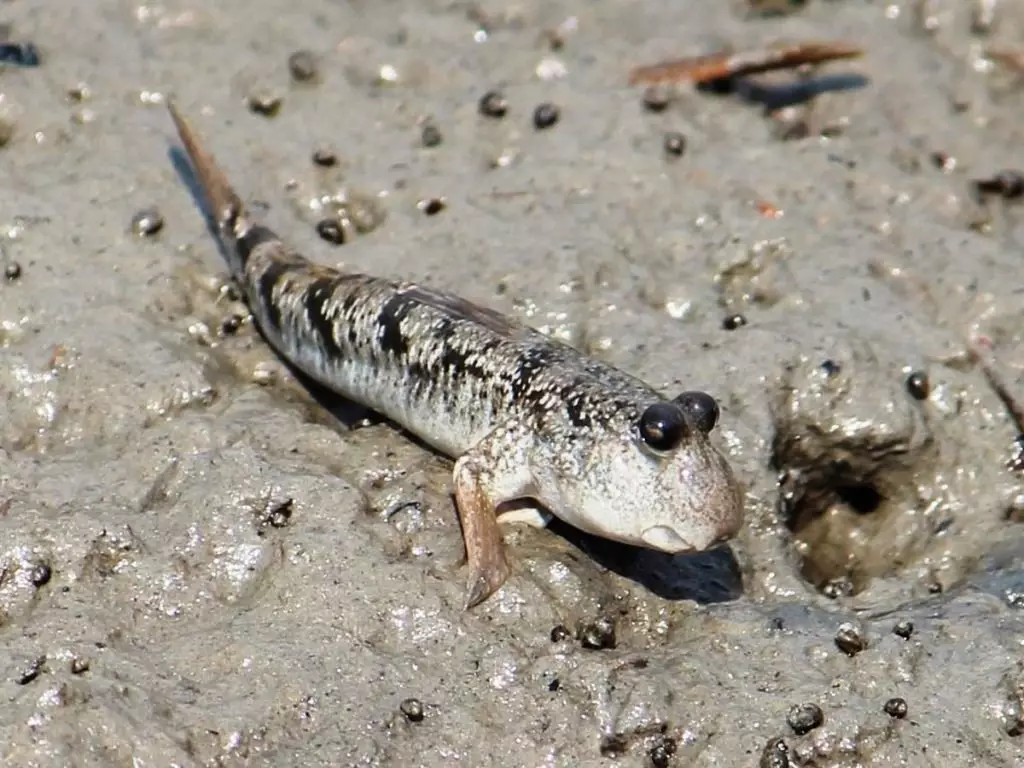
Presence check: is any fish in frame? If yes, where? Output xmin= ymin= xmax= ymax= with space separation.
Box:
xmin=166 ymin=101 xmax=745 ymax=608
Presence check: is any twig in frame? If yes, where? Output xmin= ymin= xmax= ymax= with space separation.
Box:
xmin=628 ymin=41 xmax=863 ymax=87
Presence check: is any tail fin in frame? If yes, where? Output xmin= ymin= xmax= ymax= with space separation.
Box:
xmin=168 ymin=101 xmax=263 ymax=277
xmin=167 ymin=101 xmax=244 ymax=227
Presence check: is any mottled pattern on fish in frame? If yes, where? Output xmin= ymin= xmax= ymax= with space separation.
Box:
xmin=167 ymin=100 xmax=745 ymax=609
xmin=235 ymin=223 xmax=658 ymax=460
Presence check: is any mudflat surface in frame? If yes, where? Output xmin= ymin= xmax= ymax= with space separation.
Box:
xmin=4 ymin=1 xmax=1024 ymax=765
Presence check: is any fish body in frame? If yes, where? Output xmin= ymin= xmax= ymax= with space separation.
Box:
xmin=167 ymin=102 xmax=745 ymax=608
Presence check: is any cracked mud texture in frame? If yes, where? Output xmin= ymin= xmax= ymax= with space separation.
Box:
xmin=4 ymin=0 xmax=1024 ymax=765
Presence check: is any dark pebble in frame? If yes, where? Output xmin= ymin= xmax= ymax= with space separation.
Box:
xmin=0 ymin=42 xmax=41 ymax=67
xmin=247 ymin=92 xmax=283 ymax=118
xmin=131 ymin=208 xmax=164 ymax=238
xmin=287 ymin=50 xmax=319 ymax=82
xmin=418 ymin=197 xmax=446 ymax=216
xmin=820 ymin=359 xmax=842 ymax=377
xmin=786 ymin=702 xmax=824 ymax=735
xmin=835 ymin=622 xmax=867 ymax=656
xmin=532 ymin=102 xmax=560 ymax=130
xmin=649 ymin=735 xmax=677 ymax=767
xmin=906 ymin=371 xmax=930 ymax=400
xmin=421 ymin=122 xmax=443 ymax=147
xmin=316 ymin=218 xmax=346 ymax=245
xmin=4 ymin=261 xmax=22 ymax=281
xmin=550 ymin=624 xmax=571 ymax=642
xmin=220 ymin=314 xmax=243 ymax=335
xmin=976 ymin=170 xmax=1024 ymax=199
xmin=30 ymin=563 xmax=52 ymax=587
xmin=883 ymin=697 xmax=908 ymax=719
xmin=722 ymin=313 xmax=747 ymax=331
xmin=15 ymin=657 xmax=44 ymax=685
xmin=399 ymin=697 xmax=424 ymax=722
xmin=822 ymin=577 xmax=854 ymax=599
xmin=578 ymin=616 xmax=616 ymax=650
xmin=479 ymin=90 xmax=508 ymax=118
xmin=930 ymin=151 xmax=955 ymax=172
xmin=70 ymin=657 xmax=90 ymax=675
xmin=893 ymin=620 xmax=914 ymax=639
xmin=264 ymin=498 xmax=293 ymax=529
xmin=312 ymin=147 xmax=338 ymax=167
xmin=642 ymin=85 xmax=670 ymax=112
xmin=663 ymin=131 xmax=686 ymax=156
xmin=759 ymin=737 xmax=790 ymax=768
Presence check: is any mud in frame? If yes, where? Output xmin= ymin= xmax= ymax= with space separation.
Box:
xmin=3 ymin=0 xmax=1024 ymax=765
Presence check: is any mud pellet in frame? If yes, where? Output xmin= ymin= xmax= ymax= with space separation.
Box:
xmin=131 ymin=208 xmax=164 ymax=238
xmin=220 ymin=314 xmax=243 ymax=335
xmin=266 ymin=498 xmax=293 ymax=528
xmin=786 ymin=702 xmax=824 ymax=735
xmin=15 ymin=657 xmax=43 ymax=685
xmin=893 ymin=620 xmax=914 ymax=639
xmin=550 ymin=624 xmax=571 ymax=642
xmin=642 ymin=85 xmax=670 ymax=112
xmin=834 ymin=622 xmax=867 ymax=656
xmin=883 ymin=697 xmax=908 ymax=719
xmin=663 ymin=131 xmax=686 ymax=156
xmin=532 ymin=102 xmax=560 ymax=130
xmin=930 ymin=151 xmax=956 ymax=172
xmin=578 ymin=616 xmax=616 ymax=650
xmin=316 ymin=218 xmax=346 ymax=245
xmin=418 ymin=197 xmax=446 ymax=216
xmin=4 ymin=261 xmax=22 ymax=281
xmin=288 ymin=50 xmax=319 ymax=82
xmin=420 ymin=121 xmax=442 ymax=147
xmin=479 ymin=90 xmax=508 ymax=118
xmin=247 ymin=91 xmax=283 ymax=117
xmin=312 ymin=147 xmax=338 ymax=167
xmin=722 ymin=313 xmax=746 ymax=330
xmin=649 ymin=735 xmax=677 ymax=767
xmin=822 ymin=577 xmax=854 ymax=599
xmin=399 ymin=697 xmax=425 ymax=722
xmin=906 ymin=371 xmax=930 ymax=400
xmin=759 ymin=737 xmax=790 ymax=768
xmin=252 ymin=361 xmax=278 ymax=385
xmin=30 ymin=563 xmax=52 ymax=587
xmin=820 ymin=359 xmax=842 ymax=377
xmin=70 ymin=657 xmax=90 ymax=675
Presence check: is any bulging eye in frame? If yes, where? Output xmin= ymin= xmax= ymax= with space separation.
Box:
xmin=673 ymin=391 xmax=720 ymax=434
xmin=638 ymin=402 xmax=688 ymax=452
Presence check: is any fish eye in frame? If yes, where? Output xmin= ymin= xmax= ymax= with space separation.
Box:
xmin=673 ymin=391 xmax=720 ymax=434
xmin=638 ymin=402 xmax=688 ymax=452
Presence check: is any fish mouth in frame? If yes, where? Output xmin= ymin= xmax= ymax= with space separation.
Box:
xmin=640 ymin=525 xmax=695 ymax=553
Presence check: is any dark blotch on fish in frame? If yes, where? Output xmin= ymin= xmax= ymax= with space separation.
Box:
xmin=304 ymin=279 xmax=345 ymax=359
xmin=377 ymin=292 xmax=416 ymax=357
